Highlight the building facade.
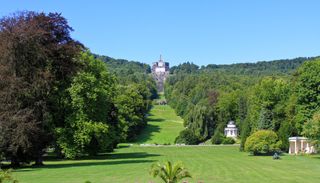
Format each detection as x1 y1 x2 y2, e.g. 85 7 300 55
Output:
288 137 317 154
151 55 169 92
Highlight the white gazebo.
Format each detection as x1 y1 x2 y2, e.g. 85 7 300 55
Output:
224 121 238 138
288 137 316 154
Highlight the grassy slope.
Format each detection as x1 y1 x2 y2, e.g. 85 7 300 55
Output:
14 146 320 183
135 104 184 144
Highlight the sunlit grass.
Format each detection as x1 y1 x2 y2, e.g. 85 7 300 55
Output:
13 146 320 183
135 104 185 144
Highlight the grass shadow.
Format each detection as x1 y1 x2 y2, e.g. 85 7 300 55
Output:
13 152 161 171
43 152 161 161
147 118 165 122
310 155 320 159
44 159 156 169
14 159 156 171
99 152 161 160
134 124 161 143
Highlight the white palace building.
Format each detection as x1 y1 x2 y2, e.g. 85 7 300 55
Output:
151 55 169 92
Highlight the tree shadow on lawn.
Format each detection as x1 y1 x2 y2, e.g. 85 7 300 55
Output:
247 152 285 157
102 152 161 160
147 118 165 122
14 152 160 171
44 152 161 161
14 159 156 171
310 156 320 159
117 144 131 148
134 124 161 143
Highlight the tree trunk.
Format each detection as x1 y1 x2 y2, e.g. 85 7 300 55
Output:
10 156 20 167
54 145 64 159
34 152 44 166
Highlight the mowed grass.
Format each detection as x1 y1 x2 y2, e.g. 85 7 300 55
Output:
14 146 320 183
11 101 320 182
134 104 185 144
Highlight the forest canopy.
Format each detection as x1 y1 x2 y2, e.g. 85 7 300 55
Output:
165 57 320 150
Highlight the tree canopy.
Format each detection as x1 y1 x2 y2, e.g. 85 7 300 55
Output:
0 11 156 166
165 58 320 151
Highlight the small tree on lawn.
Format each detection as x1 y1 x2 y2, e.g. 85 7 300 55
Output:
150 161 191 183
245 130 282 155
175 129 199 145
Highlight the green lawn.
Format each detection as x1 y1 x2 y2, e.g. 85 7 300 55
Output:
13 146 320 183
134 104 185 144
11 102 320 183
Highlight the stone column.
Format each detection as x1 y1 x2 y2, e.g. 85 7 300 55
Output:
289 141 291 154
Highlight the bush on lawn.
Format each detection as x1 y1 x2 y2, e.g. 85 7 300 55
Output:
222 137 236 144
0 168 18 183
244 130 282 155
211 132 224 144
175 129 199 145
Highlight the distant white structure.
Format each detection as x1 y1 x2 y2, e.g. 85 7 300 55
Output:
152 55 169 74
151 55 170 92
288 137 317 154
224 121 238 138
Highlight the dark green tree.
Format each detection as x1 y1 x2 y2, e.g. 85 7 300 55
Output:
294 60 320 133
175 129 199 145
0 11 83 166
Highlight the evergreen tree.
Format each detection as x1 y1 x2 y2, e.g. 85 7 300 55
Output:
257 108 273 130
240 119 251 151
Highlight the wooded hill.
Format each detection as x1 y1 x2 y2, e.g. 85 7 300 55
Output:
165 57 320 151
170 56 319 76
94 54 151 74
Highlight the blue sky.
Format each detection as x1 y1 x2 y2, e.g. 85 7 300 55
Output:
1 0 320 66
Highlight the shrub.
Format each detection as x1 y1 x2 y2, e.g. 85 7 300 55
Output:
150 161 191 183
211 132 224 144
222 137 236 144
0 168 18 183
244 130 282 155
175 129 199 145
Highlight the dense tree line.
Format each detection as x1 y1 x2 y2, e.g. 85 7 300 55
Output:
170 57 318 76
170 62 199 74
0 11 156 166
202 57 318 76
94 54 151 75
165 58 320 151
